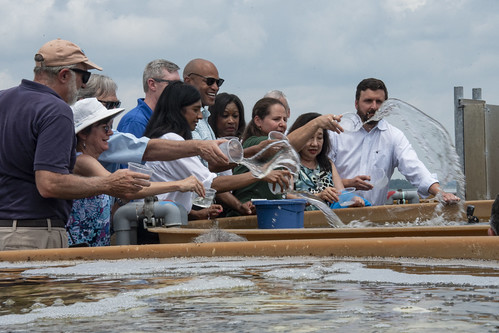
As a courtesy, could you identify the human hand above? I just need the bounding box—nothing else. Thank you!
[106,169,150,197]
[256,139,274,149]
[238,201,255,215]
[190,204,223,220]
[314,114,344,134]
[317,187,340,204]
[349,196,366,207]
[263,170,292,192]
[198,140,229,166]
[347,175,374,191]
[437,191,461,205]
[178,175,205,197]
[429,183,460,205]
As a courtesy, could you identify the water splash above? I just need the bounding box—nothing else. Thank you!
[288,190,345,227]
[239,139,301,179]
[372,98,465,202]
[236,138,347,227]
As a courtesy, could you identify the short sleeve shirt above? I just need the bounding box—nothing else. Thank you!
[0,80,76,220]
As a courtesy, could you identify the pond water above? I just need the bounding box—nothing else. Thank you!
[1,256,498,332]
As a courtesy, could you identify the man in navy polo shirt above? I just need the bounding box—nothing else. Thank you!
[0,39,149,251]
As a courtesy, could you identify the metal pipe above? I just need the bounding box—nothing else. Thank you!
[114,201,188,245]
[388,190,420,204]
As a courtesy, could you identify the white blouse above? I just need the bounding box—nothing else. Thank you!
[145,132,216,211]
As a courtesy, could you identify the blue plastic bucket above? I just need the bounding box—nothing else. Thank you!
[253,199,306,229]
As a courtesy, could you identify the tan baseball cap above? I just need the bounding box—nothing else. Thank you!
[34,38,102,70]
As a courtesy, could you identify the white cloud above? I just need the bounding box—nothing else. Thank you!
[383,0,428,13]
[1,0,499,143]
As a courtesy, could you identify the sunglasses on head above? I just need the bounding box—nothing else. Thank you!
[98,100,122,109]
[69,68,91,84]
[188,73,224,87]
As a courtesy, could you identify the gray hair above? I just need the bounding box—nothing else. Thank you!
[264,89,287,100]
[77,73,117,99]
[264,89,290,113]
[142,59,180,93]
[33,64,77,84]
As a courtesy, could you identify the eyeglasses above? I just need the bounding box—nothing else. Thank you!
[99,123,112,134]
[70,68,91,84]
[188,73,224,87]
[98,100,121,109]
[152,78,178,85]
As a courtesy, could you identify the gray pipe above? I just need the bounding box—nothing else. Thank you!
[387,190,420,204]
[113,201,188,245]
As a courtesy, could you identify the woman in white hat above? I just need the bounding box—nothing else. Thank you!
[68,98,204,246]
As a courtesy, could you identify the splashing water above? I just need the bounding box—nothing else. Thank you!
[288,190,345,228]
[237,137,346,227]
[239,139,301,179]
[369,98,465,200]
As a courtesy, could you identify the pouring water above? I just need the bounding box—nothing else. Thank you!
[225,135,346,227]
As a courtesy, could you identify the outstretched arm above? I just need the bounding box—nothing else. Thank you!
[143,139,229,166]
[74,154,205,200]
[287,114,343,152]
[35,169,149,200]
[211,169,292,193]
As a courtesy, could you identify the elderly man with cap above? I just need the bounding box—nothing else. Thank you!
[0,39,149,251]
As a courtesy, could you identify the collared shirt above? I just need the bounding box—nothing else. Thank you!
[117,98,153,138]
[98,130,149,172]
[329,119,437,206]
[192,106,216,141]
[0,79,75,220]
[192,106,216,167]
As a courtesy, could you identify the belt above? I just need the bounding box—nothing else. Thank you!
[0,219,65,228]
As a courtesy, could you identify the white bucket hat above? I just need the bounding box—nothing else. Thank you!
[72,97,125,134]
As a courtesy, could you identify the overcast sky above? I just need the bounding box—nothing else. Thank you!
[1,0,498,143]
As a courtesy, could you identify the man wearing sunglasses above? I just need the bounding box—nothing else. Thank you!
[183,58,224,144]
[0,39,149,251]
[118,59,181,138]
[183,59,256,217]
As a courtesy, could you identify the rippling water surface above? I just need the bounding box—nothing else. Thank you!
[1,256,498,332]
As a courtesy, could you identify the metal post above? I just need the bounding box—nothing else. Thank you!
[454,86,465,199]
[472,88,482,100]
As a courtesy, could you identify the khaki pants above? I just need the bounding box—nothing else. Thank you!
[0,221,68,251]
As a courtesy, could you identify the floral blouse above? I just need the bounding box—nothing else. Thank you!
[294,164,334,211]
[67,194,112,247]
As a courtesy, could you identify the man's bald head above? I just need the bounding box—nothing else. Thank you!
[183,58,222,107]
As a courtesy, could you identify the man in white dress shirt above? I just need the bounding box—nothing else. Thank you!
[329,78,460,206]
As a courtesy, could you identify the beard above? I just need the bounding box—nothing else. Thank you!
[359,109,378,125]
[66,72,79,106]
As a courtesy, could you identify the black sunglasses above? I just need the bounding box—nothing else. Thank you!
[70,68,91,84]
[188,73,224,87]
[98,100,122,109]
